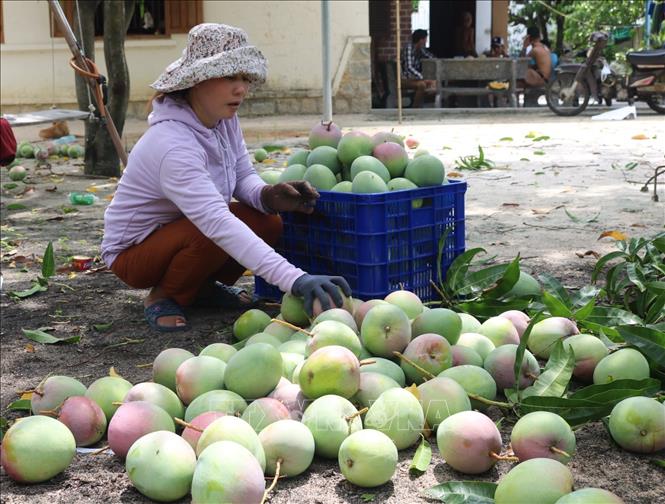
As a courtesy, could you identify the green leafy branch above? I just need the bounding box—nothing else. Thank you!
[9,241,55,299]
[455,146,495,170]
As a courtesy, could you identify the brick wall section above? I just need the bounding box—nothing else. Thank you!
[371,0,413,64]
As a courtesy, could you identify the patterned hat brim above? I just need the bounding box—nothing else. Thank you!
[150,45,267,92]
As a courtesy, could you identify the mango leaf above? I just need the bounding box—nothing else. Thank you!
[584,306,643,327]
[9,282,48,299]
[456,299,531,319]
[443,247,487,293]
[570,378,661,402]
[651,459,665,468]
[423,481,497,504]
[458,264,511,297]
[573,296,596,322]
[261,144,287,152]
[6,399,31,411]
[533,135,551,141]
[0,417,9,442]
[41,241,55,278]
[360,494,375,502]
[542,291,573,318]
[615,326,665,367]
[483,254,521,299]
[626,263,647,292]
[6,203,28,210]
[499,136,513,141]
[22,328,80,345]
[93,322,113,332]
[436,227,453,287]
[538,273,571,306]
[571,285,602,309]
[409,435,432,474]
[512,311,545,402]
[521,340,575,399]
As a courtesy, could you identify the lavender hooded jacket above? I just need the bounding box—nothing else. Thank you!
[100,96,305,293]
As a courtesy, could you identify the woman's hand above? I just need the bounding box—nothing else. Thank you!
[261,181,320,214]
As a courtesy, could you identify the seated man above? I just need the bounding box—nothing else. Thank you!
[522,26,552,88]
[400,29,437,108]
[486,36,508,58]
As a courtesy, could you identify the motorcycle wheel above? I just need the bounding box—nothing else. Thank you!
[646,94,665,114]
[546,73,591,116]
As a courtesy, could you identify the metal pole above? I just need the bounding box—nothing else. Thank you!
[48,0,128,167]
[395,0,403,124]
[321,0,333,123]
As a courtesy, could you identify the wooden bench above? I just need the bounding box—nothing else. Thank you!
[422,58,529,108]
[381,60,416,108]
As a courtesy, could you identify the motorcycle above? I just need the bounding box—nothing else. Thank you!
[546,32,665,116]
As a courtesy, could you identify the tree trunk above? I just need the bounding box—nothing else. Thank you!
[73,0,134,177]
[555,15,565,55]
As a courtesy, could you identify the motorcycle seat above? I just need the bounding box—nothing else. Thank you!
[627,48,665,66]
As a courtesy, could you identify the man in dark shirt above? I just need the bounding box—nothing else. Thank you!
[401,29,437,108]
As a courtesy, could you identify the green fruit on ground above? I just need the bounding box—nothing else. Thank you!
[259,419,315,477]
[436,410,501,474]
[359,356,406,386]
[400,334,453,385]
[554,488,625,504]
[309,121,342,149]
[18,143,34,158]
[263,320,295,342]
[562,334,609,382]
[304,163,337,190]
[337,131,374,166]
[510,411,576,464]
[360,303,411,358]
[57,396,107,447]
[373,142,409,178]
[245,332,282,348]
[608,396,665,453]
[280,292,310,326]
[281,351,305,379]
[299,345,360,399]
[259,169,281,184]
[451,344,483,366]
[331,181,353,192]
[350,155,391,183]
[499,310,531,338]
[241,397,291,433]
[224,343,283,399]
[502,271,542,298]
[233,308,272,341]
[371,131,404,147]
[593,348,650,384]
[107,401,175,459]
[456,332,496,361]
[338,429,398,487]
[196,415,266,470]
[458,313,482,333]
[192,441,265,504]
[268,382,309,420]
[352,170,388,193]
[279,339,307,355]
[418,376,471,429]
[68,144,83,158]
[411,308,462,345]
[152,348,195,392]
[175,355,226,405]
[479,316,520,347]
[287,150,310,166]
[279,163,307,182]
[364,388,425,450]
[124,381,185,420]
[414,148,430,157]
[301,395,362,458]
[85,375,133,422]
[354,299,390,328]
[184,389,247,422]
[254,148,268,162]
[306,320,361,357]
[351,371,401,409]
[1,416,75,483]
[439,365,497,410]
[404,154,445,187]
[181,411,226,450]
[483,344,540,390]
[313,308,358,332]
[8,165,27,181]
[30,375,87,415]
[307,145,341,174]
[126,431,196,502]
[384,289,423,319]
[199,342,237,362]
[495,458,574,504]
[528,317,579,358]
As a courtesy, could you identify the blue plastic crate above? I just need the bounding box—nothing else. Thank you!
[255,179,466,302]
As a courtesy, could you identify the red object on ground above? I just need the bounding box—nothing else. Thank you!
[71,256,94,271]
[0,118,17,166]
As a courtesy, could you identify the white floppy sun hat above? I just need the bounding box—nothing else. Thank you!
[151,23,267,92]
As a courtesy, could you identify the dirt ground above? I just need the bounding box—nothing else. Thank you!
[1,109,664,503]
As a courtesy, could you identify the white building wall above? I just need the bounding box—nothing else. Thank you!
[475,0,493,55]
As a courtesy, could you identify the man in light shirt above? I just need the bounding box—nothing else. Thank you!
[400,29,437,108]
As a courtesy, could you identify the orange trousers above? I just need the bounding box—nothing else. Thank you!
[111,202,282,306]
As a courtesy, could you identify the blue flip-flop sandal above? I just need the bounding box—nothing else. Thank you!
[192,282,259,309]
[144,298,191,332]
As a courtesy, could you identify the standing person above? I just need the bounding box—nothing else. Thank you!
[521,26,552,88]
[454,11,477,57]
[101,23,351,332]
[401,29,437,108]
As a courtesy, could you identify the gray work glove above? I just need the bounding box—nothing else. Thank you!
[291,274,352,316]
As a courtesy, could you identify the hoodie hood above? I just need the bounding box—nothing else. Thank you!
[148,95,214,133]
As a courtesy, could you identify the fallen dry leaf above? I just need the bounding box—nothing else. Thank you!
[575,250,601,259]
[109,366,122,378]
[598,230,628,241]
[20,391,33,400]
[104,193,115,201]
[502,203,520,207]
[446,171,464,178]
[68,272,77,280]
[45,186,58,192]
[85,186,99,193]
[631,133,649,140]
[405,383,420,399]
[630,223,647,228]
[24,344,36,353]
[46,216,64,221]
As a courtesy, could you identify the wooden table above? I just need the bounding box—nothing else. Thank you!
[422,57,530,108]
